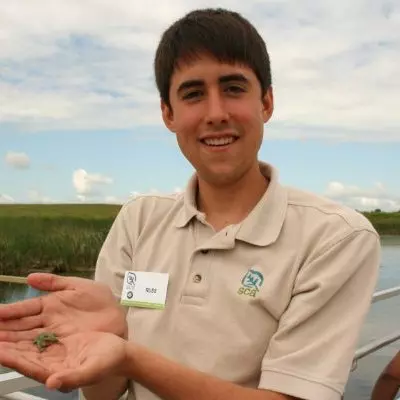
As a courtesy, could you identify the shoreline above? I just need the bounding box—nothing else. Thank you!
[0,205,399,277]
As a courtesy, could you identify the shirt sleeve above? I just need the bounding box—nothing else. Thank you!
[94,201,138,299]
[258,229,381,400]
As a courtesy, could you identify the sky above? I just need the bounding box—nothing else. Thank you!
[0,0,399,211]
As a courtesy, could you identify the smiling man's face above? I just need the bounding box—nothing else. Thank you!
[162,53,274,187]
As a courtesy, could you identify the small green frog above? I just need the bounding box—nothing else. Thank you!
[33,332,60,352]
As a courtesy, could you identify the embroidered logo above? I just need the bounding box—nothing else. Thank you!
[238,268,264,297]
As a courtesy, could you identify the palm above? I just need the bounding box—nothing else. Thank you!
[0,273,126,343]
[0,332,125,390]
[40,282,125,336]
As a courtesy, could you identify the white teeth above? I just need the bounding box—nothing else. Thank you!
[203,136,236,146]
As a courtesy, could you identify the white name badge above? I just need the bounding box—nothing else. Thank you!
[120,271,169,309]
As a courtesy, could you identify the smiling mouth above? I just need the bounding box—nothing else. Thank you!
[200,136,238,147]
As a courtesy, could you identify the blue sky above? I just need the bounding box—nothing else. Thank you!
[0,0,399,211]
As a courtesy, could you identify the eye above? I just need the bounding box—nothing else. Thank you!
[225,85,246,94]
[182,90,203,100]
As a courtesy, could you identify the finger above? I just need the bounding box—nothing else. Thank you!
[0,340,43,352]
[46,370,75,390]
[46,368,98,391]
[45,363,73,393]
[28,273,93,292]
[0,345,50,384]
[0,327,43,342]
[0,298,42,320]
[46,359,110,390]
[0,315,43,331]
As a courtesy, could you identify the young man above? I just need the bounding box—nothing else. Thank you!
[80,8,380,400]
[371,351,400,399]
[0,7,380,400]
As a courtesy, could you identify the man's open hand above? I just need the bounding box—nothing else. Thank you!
[0,331,127,392]
[0,273,127,343]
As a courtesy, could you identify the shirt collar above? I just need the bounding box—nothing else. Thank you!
[174,161,287,247]
[174,173,202,228]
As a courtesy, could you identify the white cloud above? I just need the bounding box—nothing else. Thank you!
[4,151,30,169]
[104,195,122,204]
[0,0,398,140]
[72,168,113,198]
[27,189,53,203]
[0,194,15,203]
[129,191,141,199]
[325,181,400,211]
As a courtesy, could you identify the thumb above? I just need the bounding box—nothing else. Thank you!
[27,273,91,292]
[46,364,107,390]
[45,375,63,390]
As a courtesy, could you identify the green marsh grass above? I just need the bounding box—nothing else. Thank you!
[0,204,399,276]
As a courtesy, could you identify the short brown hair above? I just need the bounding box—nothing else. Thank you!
[154,8,272,108]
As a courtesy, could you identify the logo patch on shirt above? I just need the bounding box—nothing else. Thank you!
[237,268,264,297]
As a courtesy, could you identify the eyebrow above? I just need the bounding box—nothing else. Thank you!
[177,73,249,95]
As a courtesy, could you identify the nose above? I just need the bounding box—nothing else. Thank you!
[204,90,229,126]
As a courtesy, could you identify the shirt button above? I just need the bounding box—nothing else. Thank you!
[201,249,209,254]
[193,274,202,283]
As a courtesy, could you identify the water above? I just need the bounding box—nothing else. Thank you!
[344,235,400,399]
[1,236,399,400]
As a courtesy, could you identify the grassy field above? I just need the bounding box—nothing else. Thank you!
[0,204,120,276]
[0,204,399,276]
[363,211,400,235]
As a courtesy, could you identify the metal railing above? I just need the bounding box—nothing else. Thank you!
[372,286,400,304]
[1,279,400,399]
[0,371,42,399]
[1,393,45,400]
[351,286,400,368]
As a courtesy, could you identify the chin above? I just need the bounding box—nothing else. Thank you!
[201,167,243,187]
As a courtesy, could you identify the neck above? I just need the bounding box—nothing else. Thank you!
[196,162,269,231]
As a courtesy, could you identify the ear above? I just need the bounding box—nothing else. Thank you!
[262,86,274,123]
[161,100,175,132]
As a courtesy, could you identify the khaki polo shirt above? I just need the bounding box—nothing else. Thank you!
[89,161,380,400]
